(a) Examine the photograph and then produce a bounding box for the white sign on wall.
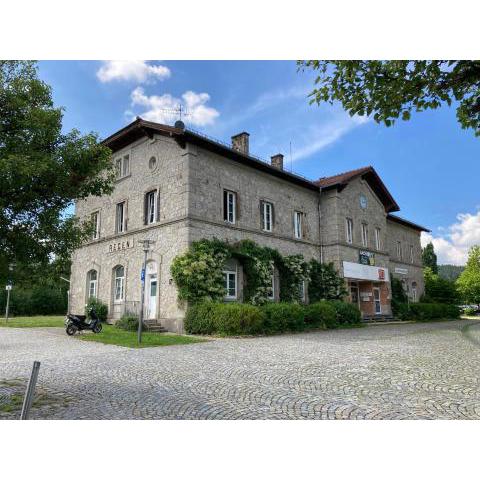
[394,267,408,275]
[343,261,389,282]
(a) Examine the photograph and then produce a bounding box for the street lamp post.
[4,262,16,323]
[138,239,155,344]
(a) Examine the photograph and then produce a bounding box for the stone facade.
[70,120,428,332]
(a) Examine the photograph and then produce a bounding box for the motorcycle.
[65,307,103,336]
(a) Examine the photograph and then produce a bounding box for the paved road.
[1,320,480,419]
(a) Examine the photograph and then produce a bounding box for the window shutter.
[223,190,228,221]
[271,203,275,228]
[303,213,308,239]
[259,200,265,229]
[144,193,148,225]
[156,190,160,222]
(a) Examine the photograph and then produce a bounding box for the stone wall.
[386,219,425,300]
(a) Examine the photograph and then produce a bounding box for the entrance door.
[350,285,359,308]
[146,274,157,319]
[373,287,381,314]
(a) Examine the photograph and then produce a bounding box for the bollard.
[20,361,41,420]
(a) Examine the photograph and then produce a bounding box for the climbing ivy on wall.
[171,238,342,306]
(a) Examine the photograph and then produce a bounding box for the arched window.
[412,282,418,302]
[87,270,97,299]
[114,265,125,302]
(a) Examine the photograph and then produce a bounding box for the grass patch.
[79,324,206,348]
[0,315,65,328]
[0,394,23,413]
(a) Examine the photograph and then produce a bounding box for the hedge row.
[185,300,362,336]
[0,286,68,316]
[394,302,460,321]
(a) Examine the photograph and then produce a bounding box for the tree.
[298,61,480,136]
[456,246,480,305]
[422,242,438,274]
[422,267,458,304]
[0,61,114,279]
[438,264,464,282]
[308,260,347,302]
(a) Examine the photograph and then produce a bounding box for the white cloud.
[421,209,480,265]
[97,61,171,83]
[128,87,219,127]
[292,114,369,162]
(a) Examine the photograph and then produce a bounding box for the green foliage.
[0,286,67,316]
[184,302,265,336]
[390,275,408,315]
[86,297,108,322]
[231,240,277,305]
[171,238,311,306]
[115,314,139,331]
[308,260,347,302]
[277,255,310,303]
[422,242,438,274]
[328,300,362,326]
[0,60,114,276]
[423,267,459,304]
[394,303,460,321]
[463,307,476,316]
[438,264,464,282]
[171,239,230,303]
[184,302,217,335]
[298,60,480,136]
[456,245,480,304]
[304,301,336,329]
[261,303,306,333]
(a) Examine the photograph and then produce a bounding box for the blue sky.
[38,60,480,265]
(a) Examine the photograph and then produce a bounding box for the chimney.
[231,132,250,155]
[270,153,284,170]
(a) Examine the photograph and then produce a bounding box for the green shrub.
[261,303,305,333]
[394,303,460,321]
[184,302,218,335]
[212,303,266,335]
[328,300,362,326]
[115,314,139,331]
[185,302,265,336]
[0,286,68,316]
[304,301,336,329]
[463,306,476,316]
[86,297,108,322]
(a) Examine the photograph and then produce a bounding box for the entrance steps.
[143,319,167,333]
[362,314,396,324]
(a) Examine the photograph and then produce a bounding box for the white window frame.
[267,268,275,300]
[299,280,306,303]
[346,218,353,244]
[223,270,237,300]
[294,211,303,239]
[115,155,130,180]
[397,241,402,260]
[87,270,97,299]
[146,190,157,225]
[116,202,126,233]
[114,266,125,303]
[91,211,100,240]
[375,227,381,250]
[224,190,236,224]
[410,245,414,263]
[361,223,368,247]
[263,201,273,232]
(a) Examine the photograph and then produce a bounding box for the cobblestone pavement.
[1,320,480,419]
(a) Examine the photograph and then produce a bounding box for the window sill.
[115,173,131,184]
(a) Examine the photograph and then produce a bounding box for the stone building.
[70,118,428,331]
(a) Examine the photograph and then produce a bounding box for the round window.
[148,156,157,170]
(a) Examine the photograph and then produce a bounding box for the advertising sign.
[359,250,375,266]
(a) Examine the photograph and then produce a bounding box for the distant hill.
[438,264,464,282]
